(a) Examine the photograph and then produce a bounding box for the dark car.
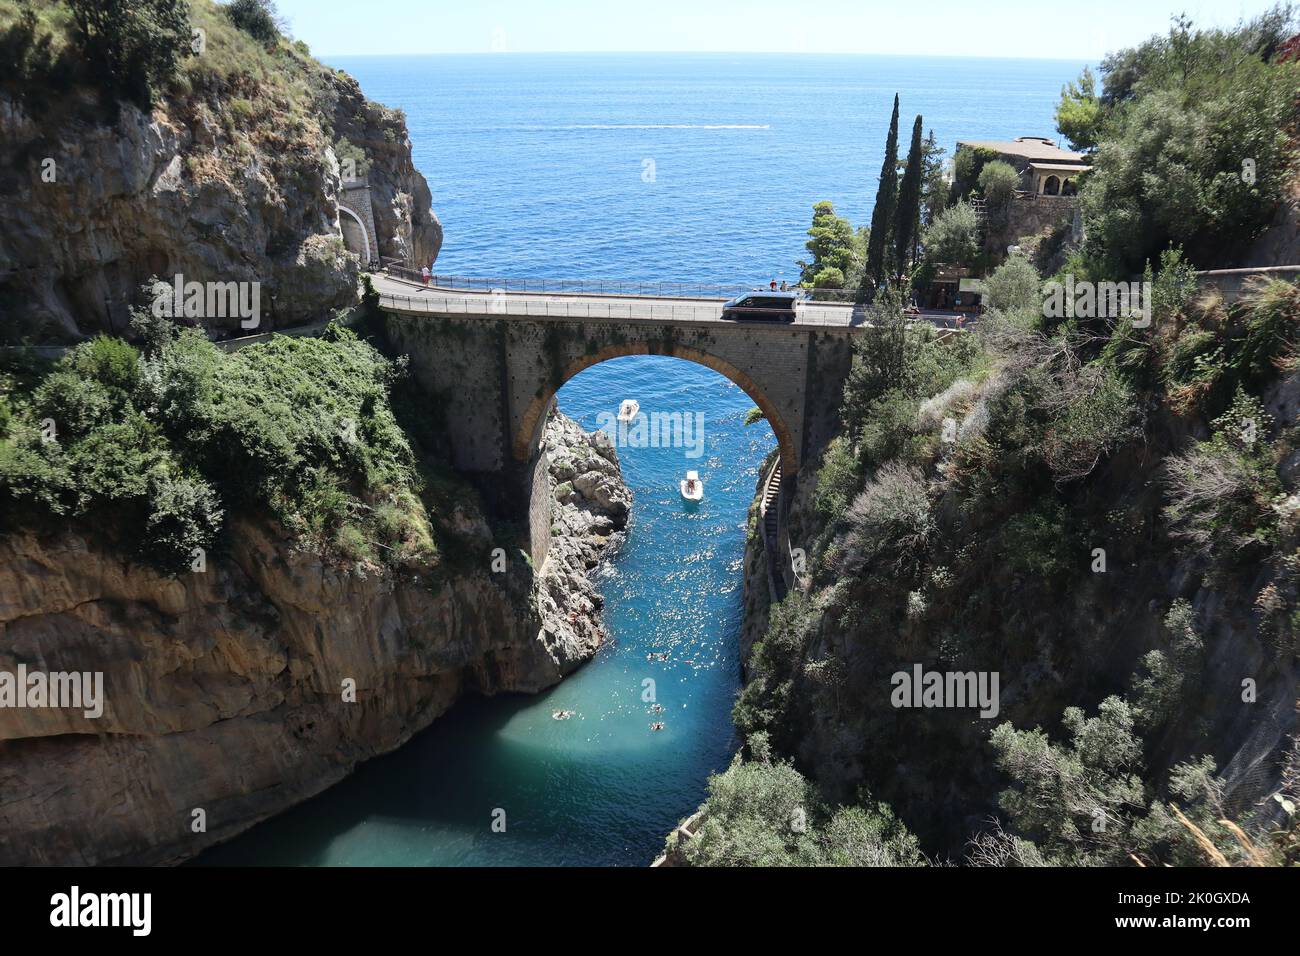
[721,290,799,322]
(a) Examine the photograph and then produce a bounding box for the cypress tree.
[894,115,925,277]
[862,94,901,299]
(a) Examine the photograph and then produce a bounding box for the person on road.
[769,279,777,291]
[421,265,430,286]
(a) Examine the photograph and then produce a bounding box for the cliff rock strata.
[0,63,439,343]
[0,411,625,866]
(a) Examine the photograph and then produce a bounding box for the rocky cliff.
[0,410,627,866]
[0,4,440,344]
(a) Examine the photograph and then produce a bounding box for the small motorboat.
[617,399,640,423]
[551,709,575,721]
[680,470,703,502]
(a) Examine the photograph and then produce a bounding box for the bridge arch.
[338,205,372,263]
[514,341,799,476]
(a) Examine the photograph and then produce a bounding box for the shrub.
[977,160,1021,216]
[1078,12,1300,274]
[922,201,979,267]
[1001,501,1074,581]
[951,146,999,200]
[1164,388,1281,562]
[224,0,281,46]
[70,335,141,395]
[984,254,1041,314]
[142,472,223,572]
[1231,278,1300,387]
[0,2,66,109]
[837,462,931,578]
[66,0,192,109]
[1,325,431,574]
[1130,600,1204,731]
[990,697,1148,864]
[1040,365,1141,483]
[678,761,924,867]
[813,435,860,518]
[30,370,116,439]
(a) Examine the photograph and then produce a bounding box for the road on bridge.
[371,273,970,331]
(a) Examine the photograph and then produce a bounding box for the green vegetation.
[224,0,280,45]
[1053,65,1102,151]
[951,145,999,202]
[982,254,1041,314]
[921,200,979,268]
[797,201,864,290]
[893,116,926,272]
[0,0,384,180]
[720,159,1300,863]
[976,160,1019,224]
[0,314,452,574]
[862,94,901,297]
[1063,8,1300,275]
[985,697,1289,866]
[670,761,924,867]
[66,0,191,109]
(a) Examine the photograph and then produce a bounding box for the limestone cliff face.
[729,375,1298,854]
[0,412,626,866]
[538,409,632,662]
[328,71,443,270]
[0,67,439,344]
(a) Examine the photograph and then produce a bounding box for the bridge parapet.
[383,269,864,303]
[376,288,862,329]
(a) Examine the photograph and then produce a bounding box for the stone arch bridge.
[373,274,861,565]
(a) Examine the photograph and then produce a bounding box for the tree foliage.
[922,200,979,267]
[1077,8,1300,275]
[798,201,861,289]
[66,0,192,109]
[677,760,924,867]
[1055,65,1102,151]
[862,94,901,298]
[224,0,282,45]
[894,115,926,273]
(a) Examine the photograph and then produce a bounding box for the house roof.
[957,136,1090,165]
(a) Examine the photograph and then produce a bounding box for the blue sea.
[198,53,1083,866]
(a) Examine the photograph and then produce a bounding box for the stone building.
[955,135,1091,196]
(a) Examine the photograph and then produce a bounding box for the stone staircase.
[760,460,788,602]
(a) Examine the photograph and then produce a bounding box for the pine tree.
[893,115,924,277]
[861,94,900,300]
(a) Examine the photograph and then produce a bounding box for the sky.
[270,0,1289,60]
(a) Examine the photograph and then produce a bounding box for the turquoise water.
[199,54,1081,865]
[200,357,771,865]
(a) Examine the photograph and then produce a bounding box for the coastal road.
[371,273,971,331]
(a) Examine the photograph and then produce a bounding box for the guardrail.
[382,267,861,303]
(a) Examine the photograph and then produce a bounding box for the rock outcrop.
[0,411,627,866]
[535,409,632,666]
[0,50,439,343]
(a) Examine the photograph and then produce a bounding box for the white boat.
[680,470,703,502]
[617,399,640,423]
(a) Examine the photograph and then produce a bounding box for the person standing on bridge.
[421,265,430,286]
[769,279,778,291]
